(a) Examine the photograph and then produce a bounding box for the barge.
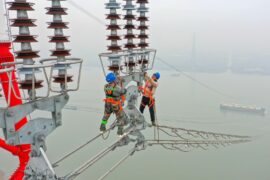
[220,103,266,115]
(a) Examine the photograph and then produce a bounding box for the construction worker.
[100,72,127,135]
[139,72,160,126]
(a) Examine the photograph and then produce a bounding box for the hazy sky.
[1,0,270,65]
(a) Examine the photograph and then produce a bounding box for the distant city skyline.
[0,0,269,68]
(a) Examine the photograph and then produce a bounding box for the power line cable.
[66,1,241,102]
[53,120,117,167]
[64,128,135,180]
[97,147,136,180]
[67,0,105,26]
[156,57,239,101]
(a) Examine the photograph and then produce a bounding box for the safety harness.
[139,80,155,108]
[103,84,125,111]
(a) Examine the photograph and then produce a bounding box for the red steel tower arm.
[0,41,30,180]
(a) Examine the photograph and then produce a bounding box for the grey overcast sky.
[1,0,270,65]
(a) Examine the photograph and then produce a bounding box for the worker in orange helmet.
[139,72,160,126]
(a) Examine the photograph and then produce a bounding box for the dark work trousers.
[102,103,125,125]
[140,96,156,122]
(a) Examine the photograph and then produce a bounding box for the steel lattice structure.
[0,0,252,180]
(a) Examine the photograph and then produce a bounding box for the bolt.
[6,111,13,117]
[8,139,14,145]
[57,121,62,126]
[31,150,37,157]
[38,135,45,141]
[34,103,38,108]
[48,173,53,178]
[32,103,38,109]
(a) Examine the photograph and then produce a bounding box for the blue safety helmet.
[106,72,116,83]
[153,72,160,80]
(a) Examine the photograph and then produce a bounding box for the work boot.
[117,126,124,136]
[100,124,106,132]
[151,121,156,126]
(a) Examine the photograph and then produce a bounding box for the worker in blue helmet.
[100,72,127,135]
[139,72,160,126]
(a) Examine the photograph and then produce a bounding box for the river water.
[1,66,270,180]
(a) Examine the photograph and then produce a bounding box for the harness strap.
[140,102,146,107]
[104,83,125,111]
[149,98,155,108]
[104,98,123,111]
[139,81,155,107]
